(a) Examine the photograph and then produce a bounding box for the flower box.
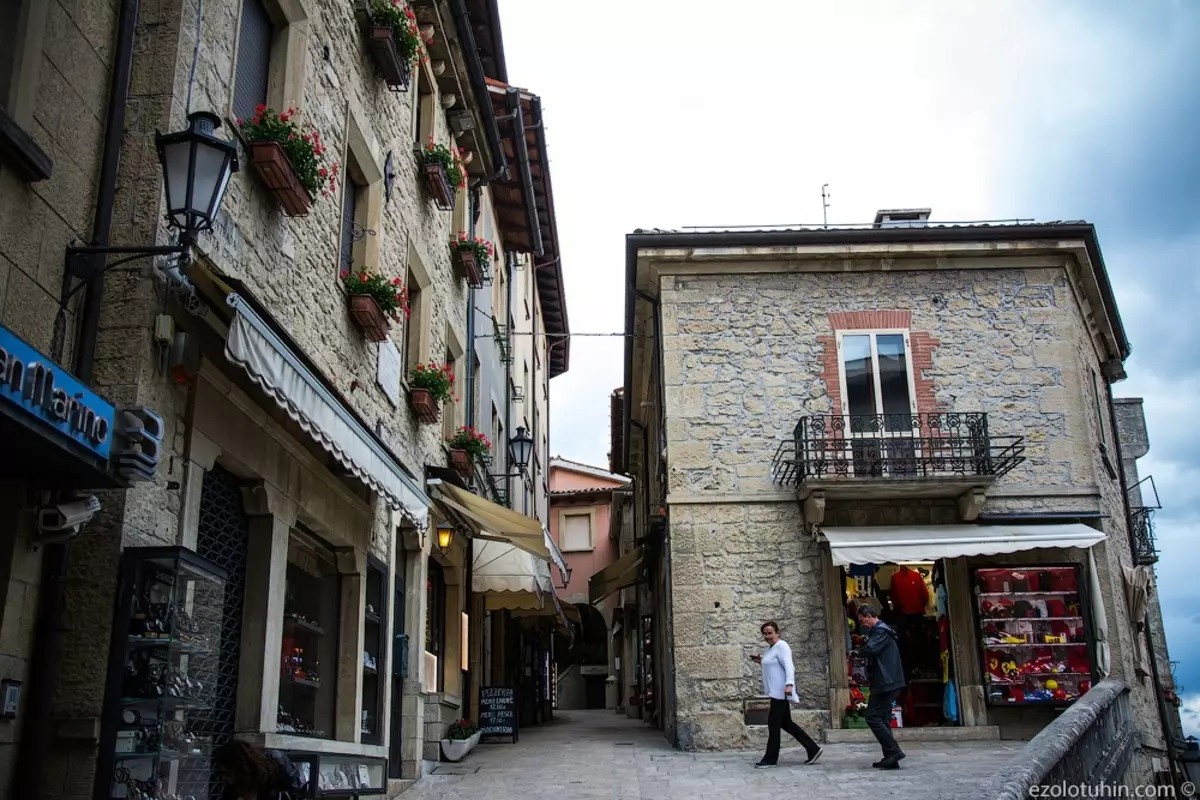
[409,387,440,425]
[843,715,869,729]
[367,26,412,90]
[348,295,391,342]
[423,162,455,210]
[249,140,310,217]
[440,730,481,762]
[452,244,483,288]
[449,448,473,477]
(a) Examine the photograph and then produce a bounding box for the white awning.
[224,294,429,526]
[472,537,552,603]
[823,523,1106,566]
[543,523,569,578]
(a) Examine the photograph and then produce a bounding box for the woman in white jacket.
[751,621,822,768]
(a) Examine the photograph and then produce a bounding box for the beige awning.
[589,546,645,605]
[433,482,549,559]
[473,538,552,602]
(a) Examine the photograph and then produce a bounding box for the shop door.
[191,466,251,797]
[388,553,406,779]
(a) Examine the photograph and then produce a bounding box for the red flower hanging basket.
[409,387,440,425]
[423,162,455,210]
[348,295,391,343]
[449,448,473,477]
[249,140,311,217]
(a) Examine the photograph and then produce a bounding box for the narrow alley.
[401,711,1023,799]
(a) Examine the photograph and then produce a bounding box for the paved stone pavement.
[401,710,1023,799]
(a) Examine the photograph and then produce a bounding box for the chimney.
[873,208,932,228]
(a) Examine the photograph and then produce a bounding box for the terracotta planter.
[368,26,412,90]
[423,161,455,210]
[449,448,473,477]
[409,387,440,425]
[348,295,391,342]
[452,243,486,288]
[249,140,310,217]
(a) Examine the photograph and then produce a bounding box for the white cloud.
[1181,694,1200,739]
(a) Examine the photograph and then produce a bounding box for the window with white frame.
[561,512,592,552]
[837,331,917,424]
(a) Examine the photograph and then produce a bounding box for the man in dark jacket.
[856,606,906,769]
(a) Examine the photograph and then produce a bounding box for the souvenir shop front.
[825,523,1108,738]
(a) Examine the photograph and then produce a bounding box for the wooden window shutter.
[233,0,272,121]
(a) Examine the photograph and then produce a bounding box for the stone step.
[823,725,1000,743]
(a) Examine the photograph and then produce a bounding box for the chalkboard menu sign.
[478,686,518,742]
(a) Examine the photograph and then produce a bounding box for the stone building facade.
[0,0,568,797]
[619,217,1179,781]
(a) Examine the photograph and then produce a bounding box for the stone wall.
[667,501,828,750]
[657,263,1167,759]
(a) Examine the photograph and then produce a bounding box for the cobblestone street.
[401,710,1023,799]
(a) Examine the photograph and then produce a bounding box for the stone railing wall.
[981,680,1138,799]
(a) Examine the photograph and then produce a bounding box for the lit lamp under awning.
[433,482,548,559]
[588,546,645,605]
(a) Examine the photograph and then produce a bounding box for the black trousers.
[865,687,902,757]
[762,699,819,764]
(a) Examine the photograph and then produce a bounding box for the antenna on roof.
[821,184,831,229]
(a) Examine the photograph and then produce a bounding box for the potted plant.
[446,426,491,477]
[843,701,869,729]
[408,361,454,424]
[421,139,466,211]
[240,106,337,216]
[451,232,493,288]
[355,0,425,90]
[341,267,409,342]
[440,718,480,762]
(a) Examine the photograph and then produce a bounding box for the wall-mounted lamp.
[436,525,455,555]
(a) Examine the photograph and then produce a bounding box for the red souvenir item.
[891,566,930,614]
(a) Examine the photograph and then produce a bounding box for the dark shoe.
[876,752,906,768]
[805,747,823,765]
[754,760,777,769]
[877,760,900,770]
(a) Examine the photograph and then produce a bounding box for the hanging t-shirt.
[891,567,930,615]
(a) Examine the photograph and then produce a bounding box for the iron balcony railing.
[771,412,1025,486]
[1130,507,1158,565]
[1127,475,1161,566]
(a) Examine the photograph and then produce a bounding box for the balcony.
[771,412,1025,503]
[1129,476,1161,566]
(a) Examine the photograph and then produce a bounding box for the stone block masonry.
[660,267,1103,500]
[669,501,829,751]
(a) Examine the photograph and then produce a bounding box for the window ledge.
[0,108,52,182]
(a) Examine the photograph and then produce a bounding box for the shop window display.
[361,559,387,744]
[278,530,341,737]
[844,561,959,729]
[97,547,229,800]
[974,565,1094,706]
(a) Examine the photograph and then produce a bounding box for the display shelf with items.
[288,752,387,798]
[973,565,1095,707]
[278,529,341,739]
[361,558,387,745]
[641,615,655,717]
[97,547,229,800]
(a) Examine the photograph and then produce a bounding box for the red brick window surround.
[817,311,940,417]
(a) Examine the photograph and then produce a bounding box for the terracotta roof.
[486,80,569,377]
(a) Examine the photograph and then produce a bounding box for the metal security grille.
[340,180,358,276]
[233,0,272,121]
[189,466,250,797]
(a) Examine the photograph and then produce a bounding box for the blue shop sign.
[0,325,114,460]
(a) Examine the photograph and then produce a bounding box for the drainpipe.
[1104,374,1181,785]
[503,252,514,508]
[14,3,139,798]
[448,0,507,183]
[465,192,477,430]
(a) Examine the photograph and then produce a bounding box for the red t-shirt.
[891,567,930,615]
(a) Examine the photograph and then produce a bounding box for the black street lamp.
[507,426,534,476]
[155,111,239,244]
[62,111,240,296]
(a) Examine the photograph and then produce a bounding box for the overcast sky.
[498,0,1200,732]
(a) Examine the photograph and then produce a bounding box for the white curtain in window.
[562,514,591,551]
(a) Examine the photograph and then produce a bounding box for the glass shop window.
[278,529,341,738]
